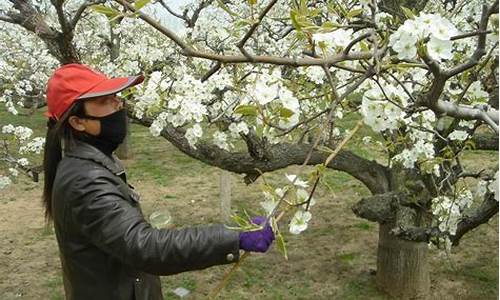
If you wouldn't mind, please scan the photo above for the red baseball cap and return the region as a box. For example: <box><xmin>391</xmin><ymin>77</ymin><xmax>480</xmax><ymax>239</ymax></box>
<box><xmin>45</xmin><ymin>63</ymin><xmax>144</xmax><ymax>119</ymax></box>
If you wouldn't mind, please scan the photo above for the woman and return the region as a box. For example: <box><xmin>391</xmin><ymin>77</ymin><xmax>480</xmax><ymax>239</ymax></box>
<box><xmin>42</xmin><ymin>64</ymin><xmax>274</xmax><ymax>300</ymax></box>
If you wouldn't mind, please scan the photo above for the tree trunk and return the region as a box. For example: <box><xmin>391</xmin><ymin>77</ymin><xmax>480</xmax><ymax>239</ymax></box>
<box><xmin>376</xmin><ymin>223</ymin><xmax>430</xmax><ymax>299</ymax></box>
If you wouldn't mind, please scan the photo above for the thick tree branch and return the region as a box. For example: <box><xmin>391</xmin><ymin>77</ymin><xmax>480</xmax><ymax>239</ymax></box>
<box><xmin>128</xmin><ymin>110</ymin><xmax>390</xmax><ymax>194</ymax></box>
<box><xmin>50</xmin><ymin>0</ymin><xmax>71</xmax><ymax>35</ymax></box>
<box><xmin>434</xmin><ymin>101</ymin><xmax>499</xmax><ymax>132</ymax></box>
<box><xmin>352</xmin><ymin>190</ymin><xmax>429</xmax><ymax>224</ymax></box>
<box><xmin>4</xmin><ymin>0</ymin><xmax>79</xmax><ymax>64</ymax></box>
<box><xmin>382</xmin><ymin>192</ymin><xmax>498</xmax><ymax>245</ymax></box>
<box><xmin>451</xmin><ymin>193</ymin><xmax>499</xmax><ymax>245</ymax></box>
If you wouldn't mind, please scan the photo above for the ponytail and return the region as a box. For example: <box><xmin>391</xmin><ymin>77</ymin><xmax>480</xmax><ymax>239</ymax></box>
<box><xmin>42</xmin><ymin>102</ymin><xmax>85</xmax><ymax>222</ymax></box>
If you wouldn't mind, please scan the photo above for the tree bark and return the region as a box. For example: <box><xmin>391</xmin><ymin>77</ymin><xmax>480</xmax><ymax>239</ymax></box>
<box><xmin>128</xmin><ymin>112</ymin><xmax>390</xmax><ymax>194</ymax></box>
<box><xmin>376</xmin><ymin>223</ymin><xmax>430</xmax><ymax>299</ymax></box>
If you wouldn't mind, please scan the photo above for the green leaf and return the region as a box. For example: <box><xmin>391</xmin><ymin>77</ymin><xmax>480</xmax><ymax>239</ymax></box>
<box><xmin>91</xmin><ymin>5</ymin><xmax>120</xmax><ymax>18</ymax></box>
<box><xmin>276</xmin><ymin>232</ymin><xmax>288</xmax><ymax>260</ymax></box>
<box><xmin>290</xmin><ymin>10</ymin><xmax>301</xmax><ymax>31</ymax></box>
<box><xmin>134</xmin><ymin>0</ymin><xmax>151</xmax><ymax>10</ymax></box>
<box><xmin>235</xmin><ymin>18</ymin><xmax>257</xmax><ymax>27</ymax></box>
<box><xmin>247</xmin><ymin>0</ymin><xmax>257</xmax><ymax>5</ymax></box>
<box><xmin>279</xmin><ymin>107</ymin><xmax>295</xmax><ymax>118</ymax></box>
<box><xmin>321</xmin><ymin>21</ymin><xmax>337</xmax><ymax>30</ymax></box>
<box><xmin>231</xmin><ymin>214</ymin><xmax>249</xmax><ymax>227</ymax></box>
<box><xmin>347</xmin><ymin>8</ymin><xmax>363</xmax><ymax>19</ymax></box>
<box><xmin>359</xmin><ymin>41</ymin><xmax>369</xmax><ymax>51</ymax></box>
<box><xmin>234</xmin><ymin>104</ymin><xmax>258</xmax><ymax>116</ymax></box>
<box><xmin>401</xmin><ymin>6</ymin><xmax>415</xmax><ymax>20</ymax></box>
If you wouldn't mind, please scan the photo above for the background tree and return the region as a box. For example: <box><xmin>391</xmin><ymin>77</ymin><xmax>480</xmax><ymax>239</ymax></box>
<box><xmin>0</xmin><ymin>0</ymin><xmax>498</xmax><ymax>298</ymax></box>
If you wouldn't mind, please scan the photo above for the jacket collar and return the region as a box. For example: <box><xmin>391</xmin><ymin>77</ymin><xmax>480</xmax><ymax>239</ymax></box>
<box><xmin>65</xmin><ymin>139</ymin><xmax>125</xmax><ymax>177</ymax></box>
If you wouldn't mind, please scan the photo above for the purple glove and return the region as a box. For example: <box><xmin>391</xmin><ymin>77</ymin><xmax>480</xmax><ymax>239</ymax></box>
<box><xmin>239</xmin><ymin>216</ymin><xmax>275</xmax><ymax>253</ymax></box>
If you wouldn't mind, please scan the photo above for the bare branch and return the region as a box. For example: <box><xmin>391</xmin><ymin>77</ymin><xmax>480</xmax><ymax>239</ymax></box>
<box><xmin>157</xmin><ymin>0</ymin><xmax>185</xmax><ymax>20</ymax></box>
<box><xmin>343</xmin><ymin>32</ymin><xmax>371</xmax><ymax>55</ymax></box>
<box><xmin>236</xmin><ymin>0</ymin><xmax>278</xmax><ymax>59</ymax></box>
<box><xmin>3</xmin><ymin>0</ymin><xmax>79</xmax><ymax>63</ymax></box>
<box><xmin>157</xmin><ymin>0</ymin><xmax>212</xmax><ymax>28</ymax></box>
<box><xmin>201</xmin><ymin>61</ymin><xmax>222</xmax><ymax>82</ymax></box>
<box><xmin>187</xmin><ymin>0</ymin><xmax>213</xmax><ymax>28</ymax></box>
<box><xmin>445</xmin><ymin>1</ymin><xmax>499</xmax><ymax>79</ymax></box>
<box><xmin>450</xmin><ymin>30</ymin><xmax>493</xmax><ymax>41</ymax></box>
<box><xmin>70</xmin><ymin>0</ymin><xmax>106</xmax><ymax>29</ymax></box>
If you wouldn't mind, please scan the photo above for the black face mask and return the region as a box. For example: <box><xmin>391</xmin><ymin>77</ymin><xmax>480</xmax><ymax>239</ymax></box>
<box><xmin>75</xmin><ymin>109</ymin><xmax>128</xmax><ymax>156</ymax></box>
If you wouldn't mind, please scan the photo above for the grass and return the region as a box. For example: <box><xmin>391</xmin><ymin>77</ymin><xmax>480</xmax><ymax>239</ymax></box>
<box><xmin>0</xmin><ymin>106</ymin><xmax>498</xmax><ymax>299</ymax></box>
<box><xmin>44</xmin><ymin>275</ymin><xmax>64</xmax><ymax>300</ymax></box>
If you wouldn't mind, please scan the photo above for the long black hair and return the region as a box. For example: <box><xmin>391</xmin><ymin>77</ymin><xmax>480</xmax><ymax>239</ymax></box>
<box><xmin>42</xmin><ymin>101</ymin><xmax>86</xmax><ymax>222</ymax></box>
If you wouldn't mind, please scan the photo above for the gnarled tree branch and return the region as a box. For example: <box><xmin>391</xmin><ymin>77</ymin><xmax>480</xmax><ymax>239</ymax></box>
<box><xmin>128</xmin><ymin>110</ymin><xmax>390</xmax><ymax>194</ymax></box>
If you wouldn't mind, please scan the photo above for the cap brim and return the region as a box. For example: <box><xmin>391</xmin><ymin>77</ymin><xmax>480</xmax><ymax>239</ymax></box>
<box><xmin>77</xmin><ymin>75</ymin><xmax>144</xmax><ymax>100</ymax></box>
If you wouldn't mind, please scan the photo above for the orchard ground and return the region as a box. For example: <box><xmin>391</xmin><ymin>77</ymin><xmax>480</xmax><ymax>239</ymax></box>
<box><xmin>0</xmin><ymin>107</ymin><xmax>498</xmax><ymax>300</ymax></box>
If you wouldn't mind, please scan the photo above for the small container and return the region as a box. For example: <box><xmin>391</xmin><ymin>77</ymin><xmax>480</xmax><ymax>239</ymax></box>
<box><xmin>149</xmin><ymin>209</ymin><xmax>174</xmax><ymax>229</ymax></box>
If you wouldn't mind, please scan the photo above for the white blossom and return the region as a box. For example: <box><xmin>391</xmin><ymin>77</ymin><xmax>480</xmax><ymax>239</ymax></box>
<box><xmin>302</xmin><ymin>67</ymin><xmax>325</xmax><ymax>84</ymax></box>
<box><xmin>2</xmin><ymin>124</ymin><xmax>15</xmax><ymax>134</ymax></box>
<box><xmin>467</xmin><ymin>81</ymin><xmax>489</xmax><ymax>102</ymax></box>
<box><xmin>427</xmin><ymin>37</ymin><xmax>453</xmax><ymax>61</ymax></box>
<box><xmin>285</xmin><ymin>174</ymin><xmax>309</xmax><ymax>188</ymax></box>
<box><xmin>17</xmin><ymin>158</ymin><xmax>29</xmax><ymax>167</ymax></box>
<box><xmin>289</xmin><ymin>210</ymin><xmax>312</xmax><ymax>234</ymax></box>
<box><xmin>19</xmin><ymin>137</ymin><xmax>45</xmax><ymax>154</ymax></box>
<box><xmin>0</xmin><ymin>175</ymin><xmax>11</xmax><ymax>189</ymax></box>
<box><xmin>213</xmin><ymin>131</ymin><xmax>230</xmax><ymax>151</ymax></box>
<box><xmin>184</xmin><ymin>124</ymin><xmax>203</xmax><ymax>149</ymax></box>
<box><xmin>448</xmin><ymin>130</ymin><xmax>469</xmax><ymax>141</ymax></box>
<box><xmin>312</xmin><ymin>28</ymin><xmax>354</xmax><ymax>54</ymax></box>
<box><xmin>8</xmin><ymin>168</ymin><xmax>18</xmax><ymax>177</ymax></box>
<box><xmin>296</xmin><ymin>188</ymin><xmax>316</xmax><ymax>209</ymax></box>
<box><xmin>13</xmin><ymin>126</ymin><xmax>33</xmax><ymax>141</ymax></box>
<box><xmin>255</xmin><ymin>80</ymin><xmax>279</xmax><ymax>105</ymax></box>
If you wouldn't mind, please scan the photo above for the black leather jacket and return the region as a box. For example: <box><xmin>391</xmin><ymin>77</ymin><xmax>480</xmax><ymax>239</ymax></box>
<box><xmin>51</xmin><ymin>140</ymin><xmax>240</xmax><ymax>300</ymax></box>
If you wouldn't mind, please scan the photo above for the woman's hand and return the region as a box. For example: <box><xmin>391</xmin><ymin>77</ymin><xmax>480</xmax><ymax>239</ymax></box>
<box><xmin>238</xmin><ymin>216</ymin><xmax>275</xmax><ymax>253</ymax></box>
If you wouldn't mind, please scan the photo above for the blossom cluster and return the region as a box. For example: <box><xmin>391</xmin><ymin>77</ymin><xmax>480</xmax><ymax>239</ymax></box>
<box><xmin>0</xmin><ymin>124</ymin><xmax>45</xmax><ymax>189</ymax></box>
<box><xmin>259</xmin><ymin>173</ymin><xmax>315</xmax><ymax>235</ymax></box>
<box><xmin>389</xmin><ymin>13</ymin><xmax>459</xmax><ymax>61</ymax></box>
<box><xmin>432</xmin><ymin>190</ymin><xmax>473</xmax><ymax>236</ymax></box>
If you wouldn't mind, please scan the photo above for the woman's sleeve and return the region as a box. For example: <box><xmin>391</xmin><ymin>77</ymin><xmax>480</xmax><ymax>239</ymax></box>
<box><xmin>70</xmin><ymin>168</ymin><xmax>240</xmax><ymax>276</ymax></box>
